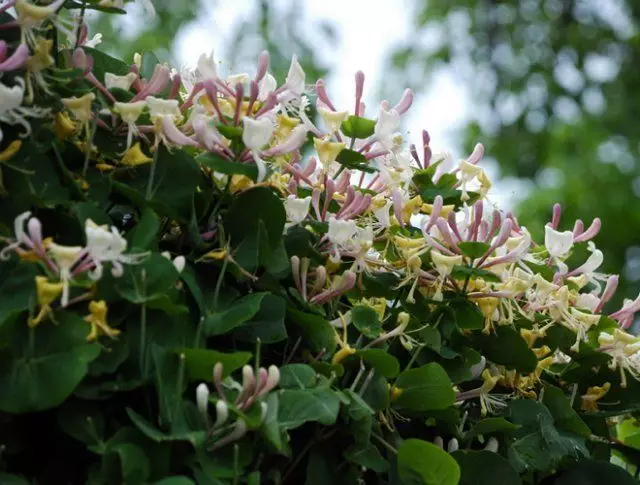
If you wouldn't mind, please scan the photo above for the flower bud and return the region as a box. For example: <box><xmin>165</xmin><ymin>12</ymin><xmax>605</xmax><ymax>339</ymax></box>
<box><xmin>196</xmin><ymin>383</ymin><xmax>210</xmax><ymax>417</ymax></box>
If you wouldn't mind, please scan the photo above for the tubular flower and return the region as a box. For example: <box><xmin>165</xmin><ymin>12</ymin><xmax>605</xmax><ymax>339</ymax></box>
<box><xmin>84</xmin><ymin>300</ymin><xmax>120</xmax><ymax>341</ymax></box>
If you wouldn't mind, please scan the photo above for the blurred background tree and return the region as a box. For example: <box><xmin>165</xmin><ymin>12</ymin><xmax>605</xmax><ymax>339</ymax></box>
<box><xmin>388</xmin><ymin>0</ymin><xmax>640</xmax><ymax>315</ymax></box>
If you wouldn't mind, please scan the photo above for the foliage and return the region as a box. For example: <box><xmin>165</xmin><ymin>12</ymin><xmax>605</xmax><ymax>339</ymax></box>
<box><xmin>0</xmin><ymin>1</ymin><xmax>640</xmax><ymax>483</ymax></box>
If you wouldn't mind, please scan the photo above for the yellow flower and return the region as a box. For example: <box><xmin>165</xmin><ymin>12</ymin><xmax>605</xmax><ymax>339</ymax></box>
<box><xmin>230</xmin><ymin>174</ymin><xmax>253</xmax><ymax>193</ymax></box>
<box><xmin>331</xmin><ymin>312</ymin><xmax>356</xmax><ymax>365</ymax></box>
<box><xmin>196</xmin><ymin>249</ymin><xmax>228</xmax><ymax>262</ymax></box>
<box><xmin>26</xmin><ymin>37</ymin><xmax>53</xmax><ymax>73</ymax></box>
<box><xmin>120</xmin><ymin>143</ymin><xmax>152</xmax><ymax>167</ymax></box>
<box><xmin>581</xmin><ymin>382</ymin><xmax>611</xmax><ymax>412</ymax></box>
<box><xmin>29</xmin><ymin>276</ymin><xmax>64</xmax><ymax>327</ymax></box>
<box><xmin>401</xmin><ymin>195</ymin><xmax>423</xmax><ymax>224</ymax></box>
<box><xmin>63</xmin><ymin>93</ymin><xmax>96</xmax><ymax>123</ymax></box>
<box><xmin>0</xmin><ymin>140</ymin><xmax>22</xmax><ymax>162</ymax></box>
<box><xmin>274</xmin><ymin>114</ymin><xmax>300</xmax><ymax>140</ymax></box>
<box><xmin>84</xmin><ymin>300</ymin><xmax>120</xmax><ymax>342</ymax></box>
<box><xmin>389</xmin><ymin>385</ymin><xmax>403</xmax><ymax>402</ymax></box>
<box><xmin>313</xmin><ymin>138</ymin><xmax>345</xmax><ymax>167</ymax></box>
<box><xmin>54</xmin><ymin>113</ymin><xmax>77</xmax><ymax>140</ymax></box>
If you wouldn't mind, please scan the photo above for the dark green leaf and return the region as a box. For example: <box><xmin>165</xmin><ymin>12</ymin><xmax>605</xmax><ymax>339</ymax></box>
<box><xmin>335</xmin><ymin>148</ymin><xmax>376</xmax><ymax>173</ymax></box>
<box><xmin>452</xmin><ymin>450</ymin><xmax>522</xmax><ymax>485</ymax></box>
<box><xmin>451</xmin><ymin>265</ymin><xmax>502</xmax><ymax>283</ymax></box>
<box><xmin>351</xmin><ymin>349</ymin><xmax>400</xmax><ymax>378</ymax></box>
<box><xmin>279</xmin><ymin>364</ymin><xmax>317</xmax><ymax>389</ymax></box>
<box><xmin>0</xmin><ymin>312</ymin><xmax>100</xmax><ymax>413</ymax></box>
<box><xmin>468</xmin><ymin>327</ymin><xmax>538</xmax><ymax>373</ymax></box>
<box><xmin>397</xmin><ymin>438</ymin><xmax>461</xmax><ymax>485</ymax></box>
<box><xmin>465</xmin><ymin>418</ymin><xmax>519</xmax><ymax>442</ymax></box>
<box><xmin>542</xmin><ymin>385</ymin><xmax>591</xmax><ymax>437</ymax></box>
<box><xmin>0</xmin><ymin>258</ymin><xmax>37</xmax><ymax>328</ymax></box>
<box><xmin>116</xmin><ymin>253</ymin><xmax>179</xmax><ymax>304</ymax></box>
<box><xmin>233</xmin><ymin>294</ymin><xmax>288</xmax><ymax>344</ymax></box>
<box><xmin>127</xmin><ymin>207</ymin><xmax>160</xmax><ymax>251</ymax></box>
<box><xmin>554</xmin><ymin>460</ymin><xmax>638</xmax><ymax>484</ymax></box>
<box><xmin>196</xmin><ymin>153</ymin><xmax>258</xmax><ymax>181</ymax></box>
<box><xmin>344</xmin><ymin>443</ymin><xmax>389</xmax><ymax>472</ymax></box>
<box><xmin>351</xmin><ymin>305</ymin><xmax>383</xmax><ymax>338</ymax></box>
<box><xmin>286</xmin><ymin>308</ymin><xmax>337</xmax><ymax>354</ymax></box>
<box><xmin>393</xmin><ymin>363</ymin><xmax>455</xmax><ymax>411</ymax></box>
<box><xmin>180</xmin><ymin>348</ymin><xmax>252</xmax><ymax>381</ymax></box>
<box><xmin>203</xmin><ymin>292</ymin><xmax>267</xmax><ymax>336</ymax></box>
<box><xmin>278</xmin><ymin>388</ymin><xmax>340</xmax><ymax>430</ymax></box>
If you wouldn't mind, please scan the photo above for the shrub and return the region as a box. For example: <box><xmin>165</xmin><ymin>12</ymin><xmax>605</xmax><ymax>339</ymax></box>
<box><xmin>0</xmin><ymin>1</ymin><xmax>639</xmax><ymax>484</ymax></box>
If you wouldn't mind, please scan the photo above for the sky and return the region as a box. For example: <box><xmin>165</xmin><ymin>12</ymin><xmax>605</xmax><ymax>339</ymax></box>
<box><xmin>174</xmin><ymin>0</ymin><xmax>531</xmax><ymax>208</ymax></box>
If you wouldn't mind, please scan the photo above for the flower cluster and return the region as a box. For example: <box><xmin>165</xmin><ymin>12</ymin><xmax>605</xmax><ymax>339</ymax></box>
<box><xmin>1</xmin><ymin>1</ymin><xmax>640</xmax><ymax>482</ymax></box>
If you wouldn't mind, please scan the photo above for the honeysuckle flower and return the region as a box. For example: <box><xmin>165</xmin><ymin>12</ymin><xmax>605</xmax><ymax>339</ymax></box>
<box><xmin>314</xmin><ymin>138</ymin><xmax>345</xmax><ymax>168</ymax></box>
<box><xmin>242</xmin><ymin>116</ymin><xmax>275</xmax><ymax>182</ymax></box>
<box><xmin>432</xmin><ymin>151</ymin><xmax>455</xmax><ymax>183</ymax></box>
<box><xmin>580</xmin><ymin>382</ymin><xmax>611</xmax><ymax>411</ymax></box>
<box><xmin>431</xmin><ymin>251</ymin><xmax>463</xmax><ymax>278</ymax></box>
<box><xmin>319</xmin><ymin>107</ymin><xmax>348</xmax><ymax>133</ymax></box>
<box><xmin>258</xmin><ymin>73</ymin><xmax>277</xmax><ymax>101</ymax></box>
<box><xmin>283</xmin><ymin>55</ymin><xmax>305</xmax><ymax>98</ymax></box>
<box><xmin>284</xmin><ymin>195</ymin><xmax>312</xmax><ymax>225</ymax></box>
<box><xmin>84</xmin><ymin>219</ymin><xmax>147</xmax><ymax>279</ymax></box>
<box><xmin>47</xmin><ymin>242</ymin><xmax>83</xmax><ymax>307</ymax></box>
<box><xmin>113</xmin><ymin>101</ymin><xmax>147</xmax><ymax>148</ymax></box>
<box><xmin>84</xmin><ymin>300</ymin><xmax>119</xmax><ymax>342</ymax></box>
<box><xmin>327</xmin><ymin>217</ymin><xmax>358</xmax><ymax>247</ymax></box>
<box><xmin>105</xmin><ymin>72</ymin><xmax>138</xmax><ymax>91</ymax></box>
<box><xmin>161</xmin><ymin>251</ymin><xmax>186</xmax><ymax>273</ymax></box>
<box><xmin>374</xmin><ymin>102</ymin><xmax>400</xmax><ymax>142</ymax></box>
<box><xmin>0</xmin><ymin>211</ymin><xmax>50</xmax><ymax>262</ymax></box>
<box><xmin>598</xmin><ymin>329</ymin><xmax>640</xmax><ymax>387</ymax></box>
<box><xmin>544</xmin><ymin>224</ymin><xmax>574</xmax><ymax>259</ymax></box>
<box><xmin>0</xmin><ymin>42</ymin><xmax>29</xmax><ymax>72</ymax></box>
<box><xmin>196</xmin><ymin>383</ymin><xmax>210</xmax><ymax>417</ymax></box>
<box><xmin>29</xmin><ymin>276</ymin><xmax>64</xmax><ymax>327</ymax></box>
<box><xmin>62</xmin><ymin>93</ymin><xmax>95</xmax><ymax>124</ymax></box>
<box><xmin>14</xmin><ymin>0</ymin><xmax>67</xmax><ymax>44</ymax></box>
<box><xmin>119</xmin><ymin>142</ymin><xmax>152</xmax><ymax>166</ymax></box>
<box><xmin>0</xmin><ymin>77</ymin><xmax>49</xmax><ymax>143</ymax></box>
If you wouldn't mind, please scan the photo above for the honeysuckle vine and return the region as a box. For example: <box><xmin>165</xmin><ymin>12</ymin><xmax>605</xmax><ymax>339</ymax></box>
<box><xmin>1</xmin><ymin>1</ymin><xmax>640</xmax><ymax>484</ymax></box>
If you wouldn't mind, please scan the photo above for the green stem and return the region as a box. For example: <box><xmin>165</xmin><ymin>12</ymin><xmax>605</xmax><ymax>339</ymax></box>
<box><xmin>232</xmin><ymin>444</ymin><xmax>240</xmax><ymax>485</ymax></box>
<box><xmin>82</xmin><ymin>118</ymin><xmax>97</xmax><ymax>178</ymax></box>
<box><xmin>371</xmin><ymin>431</ymin><xmax>397</xmax><ymax>455</ymax></box>
<box><xmin>213</xmin><ymin>255</ymin><xmax>229</xmax><ymax>312</ymax></box>
<box><xmin>145</xmin><ymin>147</ymin><xmax>160</xmax><ymax>200</ymax></box>
<box><xmin>403</xmin><ymin>344</ymin><xmax>424</xmax><ymax>372</ymax></box>
<box><xmin>74</xmin><ymin>1</ymin><xmax>87</xmax><ymax>50</ymax></box>
<box><xmin>139</xmin><ymin>269</ymin><xmax>148</xmax><ymax>377</ymax></box>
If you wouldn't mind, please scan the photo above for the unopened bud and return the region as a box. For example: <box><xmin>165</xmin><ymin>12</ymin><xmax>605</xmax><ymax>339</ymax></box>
<box><xmin>447</xmin><ymin>438</ymin><xmax>459</xmax><ymax>453</ymax></box>
<box><xmin>196</xmin><ymin>383</ymin><xmax>210</xmax><ymax>417</ymax></box>
<box><xmin>484</xmin><ymin>437</ymin><xmax>499</xmax><ymax>453</ymax></box>
<box><xmin>213</xmin><ymin>399</ymin><xmax>229</xmax><ymax>429</ymax></box>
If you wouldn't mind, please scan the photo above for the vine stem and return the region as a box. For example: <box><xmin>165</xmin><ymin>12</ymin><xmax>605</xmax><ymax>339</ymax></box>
<box><xmin>145</xmin><ymin>148</ymin><xmax>160</xmax><ymax>199</ymax></box>
<box><xmin>139</xmin><ymin>269</ymin><xmax>148</xmax><ymax>377</ymax></box>
<box><xmin>371</xmin><ymin>431</ymin><xmax>397</xmax><ymax>455</ymax></box>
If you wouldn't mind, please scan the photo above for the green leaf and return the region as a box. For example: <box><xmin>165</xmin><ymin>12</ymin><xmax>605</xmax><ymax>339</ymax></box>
<box><xmin>397</xmin><ymin>438</ymin><xmax>461</xmax><ymax>485</ymax></box>
<box><xmin>83</xmin><ymin>47</ymin><xmax>130</xmax><ymax>83</ymax></box>
<box><xmin>350</xmin><ymin>349</ymin><xmax>400</xmax><ymax>378</ymax></box>
<box><xmin>153</xmin><ymin>478</ymin><xmax>196</xmax><ymax>485</ymax></box>
<box><xmin>140</xmin><ymin>51</ymin><xmax>161</xmax><ymax>80</ymax></box>
<box><xmin>554</xmin><ymin>460</ymin><xmax>638</xmax><ymax>484</ymax></box>
<box><xmin>351</xmin><ymin>305</ymin><xmax>383</xmax><ymax>338</ymax></box>
<box><xmin>279</xmin><ymin>364</ymin><xmax>317</xmax><ymax>389</ymax></box>
<box><xmin>127</xmin><ymin>207</ymin><xmax>160</xmax><ymax>251</ymax></box>
<box><xmin>393</xmin><ymin>363</ymin><xmax>455</xmax><ymax>411</ymax></box>
<box><xmin>451</xmin><ymin>299</ymin><xmax>484</xmax><ymax>330</ymax></box>
<box><xmin>278</xmin><ymin>388</ymin><xmax>340</xmax><ymax>430</ymax></box>
<box><xmin>107</xmin><ymin>442</ymin><xmax>150</xmax><ymax>484</ymax></box>
<box><xmin>116</xmin><ymin>253</ymin><xmax>179</xmax><ymax>304</ymax></box>
<box><xmin>74</xmin><ymin>202</ymin><xmax>111</xmax><ymax>226</ymax></box>
<box><xmin>468</xmin><ymin>327</ymin><xmax>538</xmax><ymax>373</ymax></box>
<box><xmin>0</xmin><ymin>312</ymin><xmax>100</xmax><ymax>413</ymax></box>
<box><xmin>457</xmin><ymin>242</ymin><xmax>491</xmax><ymax>259</ymax></box>
<box><xmin>203</xmin><ymin>292</ymin><xmax>268</xmax><ymax>336</ymax></box>
<box><xmin>57</xmin><ymin>401</ymin><xmax>105</xmax><ymax>449</ymax></box>
<box><xmin>233</xmin><ymin>294</ymin><xmax>287</xmax><ymax>344</ymax></box>
<box><xmin>0</xmin><ymin>474</ymin><xmax>30</xmax><ymax>485</ymax></box>
<box><xmin>180</xmin><ymin>348</ymin><xmax>252</xmax><ymax>381</ymax></box>
<box><xmin>286</xmin><ymin>308</ymin><xmax>337</xmax><ymax>354</ymax></box>
<box><xmin>465</xmin><ymin>418</ymin><xmax>519</xmax><ymax>442</ymax></box>
<box><xmin>225</xmin><ymin>187</ymin><xmax>286</xmax><ymax>272</ymax></box>
<box><xmin>340</xmin><ymin>115</ymin><xmax>376</xmax><ymax>139</ymax></box>
<box><xmin>542</xmin><ymin>384</ymin><xmax>591</xmax><ymax>437</ymax></box>
<box><xmin>452</xmin><ymin>450</ymin><xmax>522</xmax><ymax>485</ymax></box>
<box><xmin>126</xmin><ymin>407</ymin><xmax>205</xmax><ymax>448</ymax></box>
<box><xmin>451</xmin><ymin>265</ymin><xmax>502</xmax><ymax>283</ymax></box>
<box><xmin>196</xmin><ymin>153</ymin><xmax>258</xmax><ymax>181</ymax></box>
<box><xmin>335</xmin><ymin>148</ymin><xmax>376</xmax><ymax>173</ymax></box>
<box><xmin>0</xmin><ymin>258</ymin><xmax>37</xmax><ymax>328</ymax></box>
<box><xmin>344</xmin><ymin>443</ymin><xmax>389</xmax><ymax>473</ymax></box>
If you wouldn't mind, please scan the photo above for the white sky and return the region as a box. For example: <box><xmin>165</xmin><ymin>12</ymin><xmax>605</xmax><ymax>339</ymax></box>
<box><xmin>175</xmin><ymin>0</ymin><xmax>529</xmax><ymax>208</ymax></box>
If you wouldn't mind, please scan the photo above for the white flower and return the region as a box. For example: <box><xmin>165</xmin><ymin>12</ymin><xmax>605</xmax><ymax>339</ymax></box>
<box><xmin>327</xmin><ymin>217</ymin><xmax>358</xmax><ymax>247</ymax></box>
<box><xmin>85</xmin><ymin>219</ymin><xmax>146</xmax><ymax>279</ymax></box>
<box><xmin>373</xmin><ymin>199</ymin><xmax>392</xmax><ymax>228</ymax></box>
<box><xmin>113</xmin><ymin>101</ymin><xmax>146</xmax><ymax>148</ymax></box>
<box><xmin>284</xmin><ymin>195</ymin><xmax>312</xmax><ymax>225</ymax></box>
<box><xmin>146</xmin><ymin>96</ymin><xmax>180</xmax><ymax>120</ymax></box>
<box><xmin>196</xmin><ymin>383</ymin><xmax>210</xmax><ymax>417</ymax></box>
<box><xmin>47</xmin><ymin>242</ymin><xmax>83</xmax><ymax>307</ymax></box>
<box><xmin>84</xmin><ymin>33</ymin><xmax>103</xmax><ymax>48</ymax></box>
<box><xmin>432</xmin><ymin>151</ymin><xmax>455</xmax><ymax>183</ymax></box>
<box><xmin>0</xmin><ymin>78</ymin><xmax>49</xmax><ymax>143</ymax></box>
<box><xmin>105</xmin><ymin>72</ymin><xmax>137</xmax><ymax>91</ymax></box>
<box><xmin>196</xmin><ymin>50</ymin><xmax>218</xmax><ymax>81</ymax></box>
<box><xmin>544</xmin><ymin>225</ymin><xmax>574</xmax><ymax>259</ymax></box>
<box><xmin>161</xmin><ymin>251</ymin><xmax>186</xmax><ymax>273</ymax></box>
<box><xmin>242</xmin><ymin>116</ymin><xmax>274</xmax><ymax>150</ymax></box>
<box><xmin>374</xmin><ymin>103</ymin><xmax>400</xmax><ymax>141</ymax></box>
<box><xmin>258</xmin><ymin>73</ymin><xmax>277</xmax><ymax>101</ymax></box>
<box><xmin>285</xmin><ymin>55</ymin><xmax>305</xmax><ymax>96</ymax></box>
<box><xmin>431</xmin><ymin>251</ymin><xmax>463</xmax><ymax>277</ymax></box>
